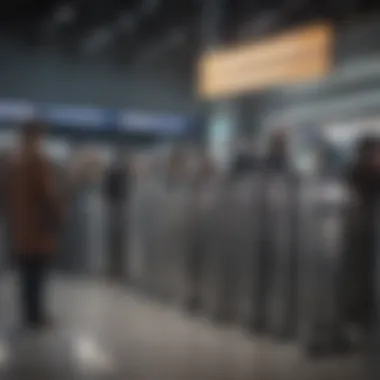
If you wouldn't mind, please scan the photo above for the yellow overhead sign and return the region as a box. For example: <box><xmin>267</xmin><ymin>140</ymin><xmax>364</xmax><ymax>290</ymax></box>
<box><xmin>198</xmin><ymin>23</ymin><xmax>333</xmax><ymax>100</ymax></box>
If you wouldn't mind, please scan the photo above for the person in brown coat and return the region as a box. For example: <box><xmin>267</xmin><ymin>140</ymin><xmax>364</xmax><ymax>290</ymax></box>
<box><xmin>7</xmin><ymin>120</ymin><xmax>62</xmax><ymax>329</ymax></box>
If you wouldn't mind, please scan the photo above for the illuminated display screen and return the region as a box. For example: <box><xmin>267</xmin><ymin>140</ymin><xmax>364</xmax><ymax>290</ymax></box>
<box><xmin>198</xmin><ymin>23</ymin><xmax>333</xmax><ymax>99</ymax></box>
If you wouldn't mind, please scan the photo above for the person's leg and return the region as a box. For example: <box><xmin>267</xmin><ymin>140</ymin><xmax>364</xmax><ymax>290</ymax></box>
<box><xmin>20</xmin><ymin>256</ymin><xmax>50</xmax><ymax>327</ymax></box>
<box><xmin>30</xmin><ymin>260</ymin><xmax>43</xmax><ymax>325</ymax></box>
<box><xmin>33</xmin><ymin>257</ymin><xmax>50</xmax><ymax>326</ymax></box>
<box><xmin>17</xmin><ymin>255</ymin><xmax>42</xmax><ymax>326</ymax></box>
<box><xmin>17</xmin><ymin>256</ymin><xmax>33</xmax><ymax>326</ymax></box>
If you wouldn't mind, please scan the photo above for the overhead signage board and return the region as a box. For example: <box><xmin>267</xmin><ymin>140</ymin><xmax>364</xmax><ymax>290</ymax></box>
<box><xmin>118</xmin><ymin>111</ymin><xmax>188</xmax><ymax>134</ymax></box>
<box><xmin>0</xmin><ymin>100</ymin><xmax>190</xmax><ymax>136</ymax></box>
<box><xmin>0</xmin><ymin>100</ymin><xmax>37</xmax><ymax>122</ymax></box>
<box><xmin>43</xmin><ymin>105</ymin><xmax>111</xmax><ymax>129</ymax></box>
<box><xmin>198</xmin><ymin>23</ymin><xmax>333</xmax><ymax>100</ymax></box>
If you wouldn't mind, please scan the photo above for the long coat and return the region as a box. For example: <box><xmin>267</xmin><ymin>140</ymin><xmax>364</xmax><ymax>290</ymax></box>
<box><xmin>7</xmin><ymin>150</ymin><xmax>62</xmax><ymax>256</ymax></box>
<box><xmin>340</xmin><ymin>163</ymin><xmax>380</xmax><ymax>327</ymax></box>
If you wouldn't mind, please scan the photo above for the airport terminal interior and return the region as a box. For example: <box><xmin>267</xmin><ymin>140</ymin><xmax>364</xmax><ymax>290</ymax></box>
<box><xmin>1</xmin><ymin>0</ymin><xmax>380</xmax><ymax>379</ymax></box>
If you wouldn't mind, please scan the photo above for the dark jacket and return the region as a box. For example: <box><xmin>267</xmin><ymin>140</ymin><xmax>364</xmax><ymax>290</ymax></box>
<box><xmin>231</xmin><ymin>153</ymin><xmax>258</xmax><ymax>177</ymax></box>
<box><xmin>104</xmin><ymin>166</ymin><xmax>130</xmax><ymax>202</ymax></box>
<box><xmin>349</xmin><ymin>162</ymin><xmax>380</xmax><ymax>206</ymax></box>
<box><xmin>341</xmin><ymin>161</ymin><xmax>380</xmax><ymax>326</ymax></box>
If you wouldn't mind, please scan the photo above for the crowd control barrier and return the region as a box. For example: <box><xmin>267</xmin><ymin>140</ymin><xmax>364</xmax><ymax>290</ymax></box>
<box><xmin>95</xmin><ymin>165</ymin><xmax>378</xmax><ymax>360</ymax></box>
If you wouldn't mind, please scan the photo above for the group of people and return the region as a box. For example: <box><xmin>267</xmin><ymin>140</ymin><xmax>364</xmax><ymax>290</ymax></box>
<box><xmin>217</xmin><ymin>130</ymin><xmax>380</xmax><ymax>343</ymax></box>
<box><xmin>1</xmin><ymin>119</ymin><xmax>379</xmax><ymax>343</ymax></box>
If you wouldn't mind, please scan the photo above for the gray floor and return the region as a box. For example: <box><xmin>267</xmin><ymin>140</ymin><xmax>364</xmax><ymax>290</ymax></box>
<box><xmin>0</xmin><ymin>273</ymin><xmax>366</xmax><ymax>380</ymax></box>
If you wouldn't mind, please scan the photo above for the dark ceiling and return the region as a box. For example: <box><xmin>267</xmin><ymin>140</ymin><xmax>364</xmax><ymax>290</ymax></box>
<box><xmin>0</xmin><ymin>1</ymin><xmax>201</xmax><ymax>58</ymax></box>
<box><xmin>227</xmin><ymin>0</ymin><xmax>380</xmax><ymax>41</ymax></box>
<box><xmin>1</xmin><ymin>0</ymin><xmax>380</xmax><ymax>65</ymax></box>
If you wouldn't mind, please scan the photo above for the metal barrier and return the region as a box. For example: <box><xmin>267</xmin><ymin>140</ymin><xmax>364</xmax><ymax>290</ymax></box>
<box><xmin>264</xmin><ymin>173</ymin><xmax>300</xmax><ymax>339</ymax></box>
<box><xmin>184</xmin><ymin>178</ymin><xmax>221</xmax><ymax>313</ymax></box>
<box><xmin>229</xmin><ymin>175</ymin><xmax>264</xmax><ymax>325</ymax></box>
<box><xmin>125</xmin><ymin>167</ymin><xmax>379</xmax><ymax>360</ymax></box>
<box><xmin>156</xmin><ymin>181</ymin><xmax>193</xmax><ymax>303</ymax></box>
<box><xmin>58</xmin><ymin>179</ymin><xmax>108</xmax><ymax>277</ymax></box>
<box><xmin>128</xmin><ymin>178</ymin><xmax>161</xmax><ymax>291</ymax></box>
<box><xmin>296</xmin><ymin>176</ymin><xmax>350</xmax><ymax>355</ymax></box>
<box><xmin>128</xmin><ymin>179</ymin><xmax>148</xmax><ymax>288</ymax></box>
<box><xmin>58</xmin><ymin>186</ymin><xmax>88</xmax><ymax>274</ymax></box>
<box><xmin>85</xmin><ymin>185</ymin><xmax>108</xmax><ymax>276</ymax></box>
<box><xmin>195</xmin><ymin>179</ymin><xmax>228</xmax><ymax>319</ymax></box>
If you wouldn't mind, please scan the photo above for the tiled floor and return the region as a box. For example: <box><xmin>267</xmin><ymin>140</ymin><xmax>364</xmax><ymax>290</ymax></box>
<box><xmin>0</xmin><ymin>273</ymin><xmax>367</xmax><ymax>379</ymax></box>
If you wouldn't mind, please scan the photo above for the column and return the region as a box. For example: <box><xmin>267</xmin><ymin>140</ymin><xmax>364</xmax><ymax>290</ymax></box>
<box><xmin>207</xmin><ymin>100</ymin><xmax>239</xmax><ymax>172</ymax></box>
<box><xmin>200</xmin><ymin>0</ymin><xmax>239</xmax><ymax>172</ymax></box>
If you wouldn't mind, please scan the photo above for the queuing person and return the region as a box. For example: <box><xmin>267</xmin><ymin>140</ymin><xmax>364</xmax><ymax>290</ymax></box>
<box><xmin>103</xmin><ymin>151</ymin><xmax>132</xmax><ymax>278</ymax></box>
<box><xmin>266</xmin><ymin>129</ymin><xmax>289</xmax><ymax>172</ymax></box>
<box><xmin>340</xmin><ymin>136</ymin><xmax>380</xmax><ymax>335</ymax></box>
<box><xmin>230</xmin><ymin>139</ymin><xmax>258</xmax><ymax>177</ymax></box>
<box><xmin>6</xmin><ymin>120</ymin><xmax>63</xmax><ymax>329</ymax></box>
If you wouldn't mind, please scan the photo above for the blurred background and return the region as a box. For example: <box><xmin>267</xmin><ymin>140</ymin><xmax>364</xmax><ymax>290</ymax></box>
<box><xmin>1</xmin><ymin>0</ymin><xmax>380</xmax><ymax>379</ymax></box>
<box><xmin>1</xmin><ymin>1</ymin><xmax>380</xmax><ymax>168</ymax></box>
